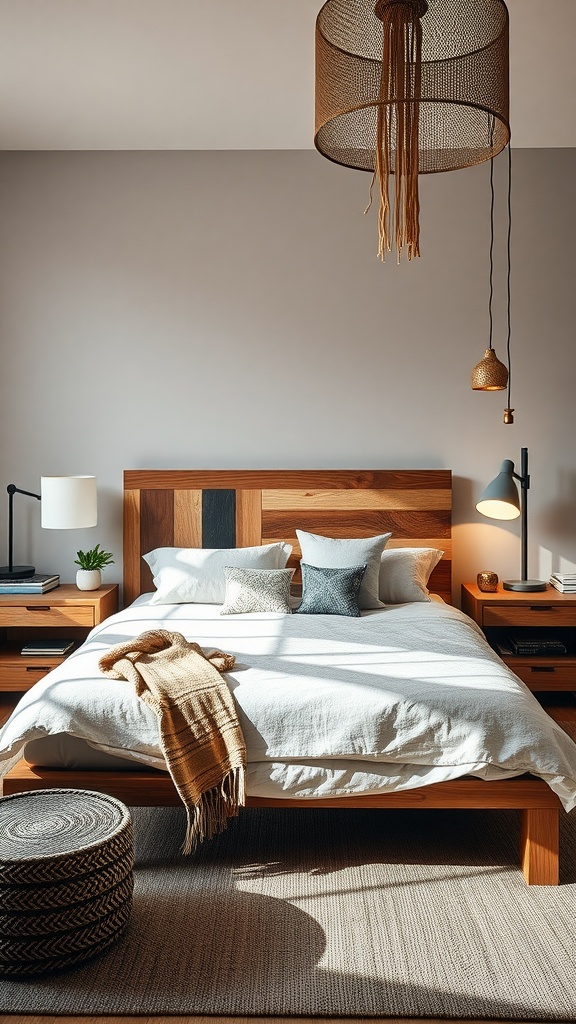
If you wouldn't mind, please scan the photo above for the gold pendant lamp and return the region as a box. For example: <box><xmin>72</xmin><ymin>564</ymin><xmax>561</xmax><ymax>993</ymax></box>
<box><xmin>471</xmin><ymin>138</ymin><xmax>515</xmax><ymax>424</ymax></box>
<box><xmin>315</xmin><ymin>0</ymin><xmax>510</xmax><ymax>262</ymax></box>
<box><xmin>471</xmin><ymin>142</ymin><xmax>509</xmax><ymax>392</ymax></box>
<box><xmin>471</xmin><ymin>349</ymin><xmax>509</xmax><ymax>391</ymax></box>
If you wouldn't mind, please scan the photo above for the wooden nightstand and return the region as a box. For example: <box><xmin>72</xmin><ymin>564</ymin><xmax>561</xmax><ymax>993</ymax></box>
<box><xmin>461</xmin><ymin>582</ymin><xmax>576</xmax><ymax>693</ymax></box>
<box><xmin>461</xmin><ymin>581</ymin><xmax>576</xmax><ymax>745</ymax></box>
<box><xmin>0</xmin><ymin>583</ymin><xmax>118</xmax><ymax>698</ymax></box>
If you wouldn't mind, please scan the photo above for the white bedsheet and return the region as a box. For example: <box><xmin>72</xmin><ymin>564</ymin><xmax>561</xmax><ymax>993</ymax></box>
<box><xmin>2</xmin><ymin>596</ymin><xmax>576</xmax><ymax>808</ymax></box>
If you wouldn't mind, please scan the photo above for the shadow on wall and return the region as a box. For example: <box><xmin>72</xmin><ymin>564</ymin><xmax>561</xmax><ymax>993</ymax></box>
<box><xmin>540</xmin><ymin>468</ymin><xmax>576</xmax><ymax>550</ymax></box>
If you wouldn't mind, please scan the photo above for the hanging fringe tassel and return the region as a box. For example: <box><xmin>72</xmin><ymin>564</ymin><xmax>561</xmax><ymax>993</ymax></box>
<box><xmin>370</xmin><ymin>0</ymin><xmax>426</xmax><ymax>262</ymax></box>
<box><xmin>181</xmin><ymin>765</ymin><xmax>246</xmax><ymax>855</ymax></box>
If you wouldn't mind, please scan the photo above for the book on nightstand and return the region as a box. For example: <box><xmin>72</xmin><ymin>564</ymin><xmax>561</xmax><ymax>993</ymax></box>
<box><xmin>21</xmin><ymin>638</ymin><xmax>75</xmax><ymax>656</ymax></box>
<box><xmin>507</xmin><ymin>635</ymin><xmax>567</xmax><ymax>656</ymax></box>
<box><xmin>549</xmin><ymin>573</ymin><xmax>576</xmax><ymax>593</ymax></box>
<box><xmin>0</xmin><ymin>574</ymin><xmax>60</xmax><ymax>594</ymax></box>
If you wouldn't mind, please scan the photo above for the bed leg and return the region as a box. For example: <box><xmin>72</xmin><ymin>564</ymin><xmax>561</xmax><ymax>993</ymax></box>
<box><xmin>520</xmin><ymin>807</ymin><xmax>559</xmax><ymax>885</ymax></box>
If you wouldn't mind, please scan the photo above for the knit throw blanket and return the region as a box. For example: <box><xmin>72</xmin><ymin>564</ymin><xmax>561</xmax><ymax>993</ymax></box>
<box><xmin>99</xmin><ymin>629</ymin><xmax>246</xmax><ymax>853</ymax></box>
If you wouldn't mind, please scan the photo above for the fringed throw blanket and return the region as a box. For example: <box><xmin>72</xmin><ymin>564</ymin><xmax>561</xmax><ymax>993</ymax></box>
<box><xmin>99</xmin><ymin>629</ymin><xmax>246</xmax><ymax>853</ymax></box>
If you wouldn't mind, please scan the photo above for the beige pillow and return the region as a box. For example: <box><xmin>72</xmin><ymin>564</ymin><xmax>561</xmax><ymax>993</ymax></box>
<box><xmin>378</xmin><ymin>547</ymin><xmax>443</xmax><ymax>603</ymax></box>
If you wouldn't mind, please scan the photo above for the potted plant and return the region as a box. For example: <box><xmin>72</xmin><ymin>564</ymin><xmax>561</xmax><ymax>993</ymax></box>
<box><xmin>74</xmin><ymin>544</ymin><xmax>114</xmax><ymax>591</ymax></box>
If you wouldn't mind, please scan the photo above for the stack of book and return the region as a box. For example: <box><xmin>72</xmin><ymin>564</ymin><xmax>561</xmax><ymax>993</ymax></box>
<box><xmin>507</xmin><ymin>635</ymin><xmax>567</xmax><ymax>656</ymax></box>
<box><xmin>21</xmin><ymin>639</ymin><xmax>75</xmax><ymax>657</ymax></box>
<box><xmin>0</xmin><ymin>573</ymin><xmax>60</xmax><ymax>595</ymax></box>
<box><xmin>549</xmin><ymin>573</ymin><xmax>576</xmax><ymax>593</ymax></box>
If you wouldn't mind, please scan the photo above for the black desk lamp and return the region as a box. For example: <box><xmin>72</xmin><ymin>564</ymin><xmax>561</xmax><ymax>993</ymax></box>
<box><xmin>0</xmin><ymin>476</ymin><xmax>97</xmax><ymax>580</ymax></box>
<box><xmin>476</xmin><ymin>447</ymin><xmax>546</xmax><ymax>592</ymax></box>
<box><xmin>0</xmin><ymin>485</ymin><xmax>41</xmax><ymax>578</ymax></box>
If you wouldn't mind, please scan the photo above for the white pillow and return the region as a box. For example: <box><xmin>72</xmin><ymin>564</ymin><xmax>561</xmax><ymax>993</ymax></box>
<box><xmin>143</xmin><ymin>543</ymin><xmax>292</xmax><ymax>604</ymax></box>
<box><xmin>378</xmin><ymin>547</ymin><xmax>443</xmax><ymax>603</ymax></box>
<box><xmin>296</xmin><ymin>530</ymin><xmax>391</xmax><ymax>610</ymax></box>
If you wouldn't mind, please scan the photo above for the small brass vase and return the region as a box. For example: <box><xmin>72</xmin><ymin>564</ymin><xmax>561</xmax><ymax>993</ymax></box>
<box><xmin>477</xmin><ymin>571</ymin><xmax>499</xmax><ymax>593</ymax></box>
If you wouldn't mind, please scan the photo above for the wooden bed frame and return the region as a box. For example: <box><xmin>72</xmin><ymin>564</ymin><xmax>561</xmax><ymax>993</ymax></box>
<box><xmin>3</xmin><ymin>469</ymin><xmax>560</xmax><ymax>885</ymax></box>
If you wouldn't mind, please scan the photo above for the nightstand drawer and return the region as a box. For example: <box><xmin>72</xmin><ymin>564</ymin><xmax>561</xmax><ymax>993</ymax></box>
<box><xmin>0</xmin><ymin>605</ymin><xmax>95</xmax><ymax>628</ymax></box>
<box><xmin>484</xmin><ymin>606</ymin><xmax>575</xmax><ymax>628</ymax></box>
<box><xmin>0</xmin><ymin>659</ymin><xmax>65</xmax><ymax>691</ymax></box>
<box><xmin>0</xmin><ymin>585</ymin><xmax>118</xmax><ymax>699</ymax></box>
<box><xmin>502</xmin><ymin>658</ymin><xmax>576</xmax><ymax>690</ymax></box>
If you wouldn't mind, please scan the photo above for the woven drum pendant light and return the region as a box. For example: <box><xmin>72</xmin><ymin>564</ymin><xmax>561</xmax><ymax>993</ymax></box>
<box><xmin>315</xmin><ymin>0</ymin><xmax>510</xmax><ymax>261</ymax></box>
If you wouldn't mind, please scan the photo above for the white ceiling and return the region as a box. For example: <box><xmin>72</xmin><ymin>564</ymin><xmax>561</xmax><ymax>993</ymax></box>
<box><xmin>0</xmin><ymin>0</ymin><xmax>574</xmax><ymax>151</ymax></box>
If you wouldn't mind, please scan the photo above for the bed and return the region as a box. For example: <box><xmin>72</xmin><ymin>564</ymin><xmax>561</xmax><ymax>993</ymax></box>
<box><xmin>2</xmin><ymin>468</ymin><xmax>575</xmax><ymax>886</ymax></box>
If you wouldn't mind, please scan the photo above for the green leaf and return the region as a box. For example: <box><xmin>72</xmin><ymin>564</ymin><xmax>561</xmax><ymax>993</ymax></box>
<box><xmin>74</xmin><ymin>544</ymin><xmax>114</xmax><ymax>570</ymax></box>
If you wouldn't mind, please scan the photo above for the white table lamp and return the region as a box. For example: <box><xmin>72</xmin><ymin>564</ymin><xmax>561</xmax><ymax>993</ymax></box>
<box><xmin>0</xmin><ymin>476</ymin><xmax>97</xmax><ymax>579</ymax></box>
<box><xmin>41</xmin><ymin>476</ymin><xmax>97</xmax><ymax>530</ymax></box>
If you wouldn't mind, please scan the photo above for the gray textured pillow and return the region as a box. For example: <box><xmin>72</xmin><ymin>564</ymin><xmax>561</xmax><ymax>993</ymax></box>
<box><xmin>296</xmin><ymin>530</ymin><xmax>391</xmax><ymax>609</ymax></box>
<box><xmin>220</xmin><ymin>566</ymin><xmax>294</xmax><ymax>614</ymax></box>
<box><xmin>295</xmin><ymin>562</ymin><xmax>367</xmax><ymax>617</ymax></box>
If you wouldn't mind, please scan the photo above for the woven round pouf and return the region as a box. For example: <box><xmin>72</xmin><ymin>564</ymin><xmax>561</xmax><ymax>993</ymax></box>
<box><xmin>0</xmin><ymin>789</ymin><xmax>133</xmax><ymax>976</ymax></box>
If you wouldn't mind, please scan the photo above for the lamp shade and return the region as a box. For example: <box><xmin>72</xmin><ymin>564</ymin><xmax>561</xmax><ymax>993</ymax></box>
<box><xmin>471</xmin><ymin>348</ymin><xmax>509</xmax><ymax>391</ymax></box>
<box><xmin>41</xmin><ymin>476</ymin><xmax>97</xmax><ymax>529</ymax></box>
<box><xmin>475</xmin><ymin>459</ymin><xmax>520</xmax><ymax>520</ymax></box>
<box><xmin>315</xmin><ymin>0</ymin><xmax>509</xmax><ymax>174</ymax></box>
<box><xmin>315</xmin><ymin>0</ymin><xmax>510</xmax><ymax>259</ymax></box>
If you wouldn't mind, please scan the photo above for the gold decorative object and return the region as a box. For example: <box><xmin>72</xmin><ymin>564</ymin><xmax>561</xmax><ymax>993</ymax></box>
<box><xmin>477</xmin><ymin>571</ymin><xmax>499</xmax><ymax>593</ymax></box>
<box><xmin>315</xmin><ymin>0</ymin><xmax>510</xmax><ymax>261</ymax></box>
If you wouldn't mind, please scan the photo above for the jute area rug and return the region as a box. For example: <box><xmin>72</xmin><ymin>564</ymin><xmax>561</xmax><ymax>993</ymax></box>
<box><xmin>1</xmin><ymin>804</ymin><xmax>576</xmax><ymax>1020</ymax></box>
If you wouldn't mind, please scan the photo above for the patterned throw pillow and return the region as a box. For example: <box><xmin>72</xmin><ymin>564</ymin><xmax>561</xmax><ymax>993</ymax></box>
<box><xmin>295</xmin><ymin>563</ymin><xmax>367</xmax><ymax>617</ymax></box>
<box><xmin>220</xmin><ymin>566</ymin><xmax>294</xmax><ymax>615</ymax></box>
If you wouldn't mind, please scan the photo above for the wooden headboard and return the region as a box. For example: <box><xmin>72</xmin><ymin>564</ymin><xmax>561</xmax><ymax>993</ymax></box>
<box><xmin>123</xmin><ymin>469</ymin><xmax>452</xmax><ymax>606</ymax></box>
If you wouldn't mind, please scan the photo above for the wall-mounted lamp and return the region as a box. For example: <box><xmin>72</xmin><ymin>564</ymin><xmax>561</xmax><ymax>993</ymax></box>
<box><xmin>476</xmin><ymin>447</ymin><xmax>546</xmax><ymax>592</ymax></box>
<box><xmin>0</xmin><ymin>476</ymin><xmax>97</xmax><ymax>580</ymax></box>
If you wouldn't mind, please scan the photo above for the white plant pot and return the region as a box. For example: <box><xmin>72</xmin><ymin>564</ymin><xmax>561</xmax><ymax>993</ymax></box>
<box><xmin>76</xmin><ymin>568</ymin><xmax>102</xmax><ymax>591</ymax></box>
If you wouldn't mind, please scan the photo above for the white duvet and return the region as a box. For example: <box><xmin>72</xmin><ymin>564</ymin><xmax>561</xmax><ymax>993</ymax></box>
<box><xmin>2</xmin><ymin>596</ymin><xmax>576</xmax><ymax>808</ymax></box>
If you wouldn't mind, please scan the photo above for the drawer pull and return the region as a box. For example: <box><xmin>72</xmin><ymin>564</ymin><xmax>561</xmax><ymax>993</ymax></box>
<box><xmin>25</xmin><ymin>606</ymin><xmax>51</xmax><ymax>612</ymax></box>
<box><xmin>26</xmin><ymin>665</ymin><xmax>50</xmax><ymax>672</ymax></box>
<box><xmin>530</xmin><ymin>605</ymin><xmax>553</xmax><ymax>612</ymax></box>
<box><xmin>530</xmin><ymin>666</ymin><xmax>555</xmax><ymax>673</ymax></box>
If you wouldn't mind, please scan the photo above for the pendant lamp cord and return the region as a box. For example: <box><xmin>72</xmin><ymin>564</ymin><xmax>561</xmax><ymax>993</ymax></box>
<box><xmin>505</xmin><ymin>139</ymin><xmax>512</xmax><ymax>411</ymax></box>
<box><xmin>488</xmin><ymin>116</ymin><xmax>495</xmax><ymax>351</ymax></box>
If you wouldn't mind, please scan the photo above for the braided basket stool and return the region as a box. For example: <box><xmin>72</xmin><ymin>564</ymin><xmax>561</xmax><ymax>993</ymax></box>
<box><xmin>0</xmin><ymin>789</ymin><xmax>133</xmax><ymax>976</ymax></box>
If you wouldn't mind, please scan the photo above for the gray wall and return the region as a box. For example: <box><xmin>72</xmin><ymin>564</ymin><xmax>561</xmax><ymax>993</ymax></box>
<box><xmin>1</xmin><ymin>149</ymin><xmax>574</xmax><ymax>602</ymax></box>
